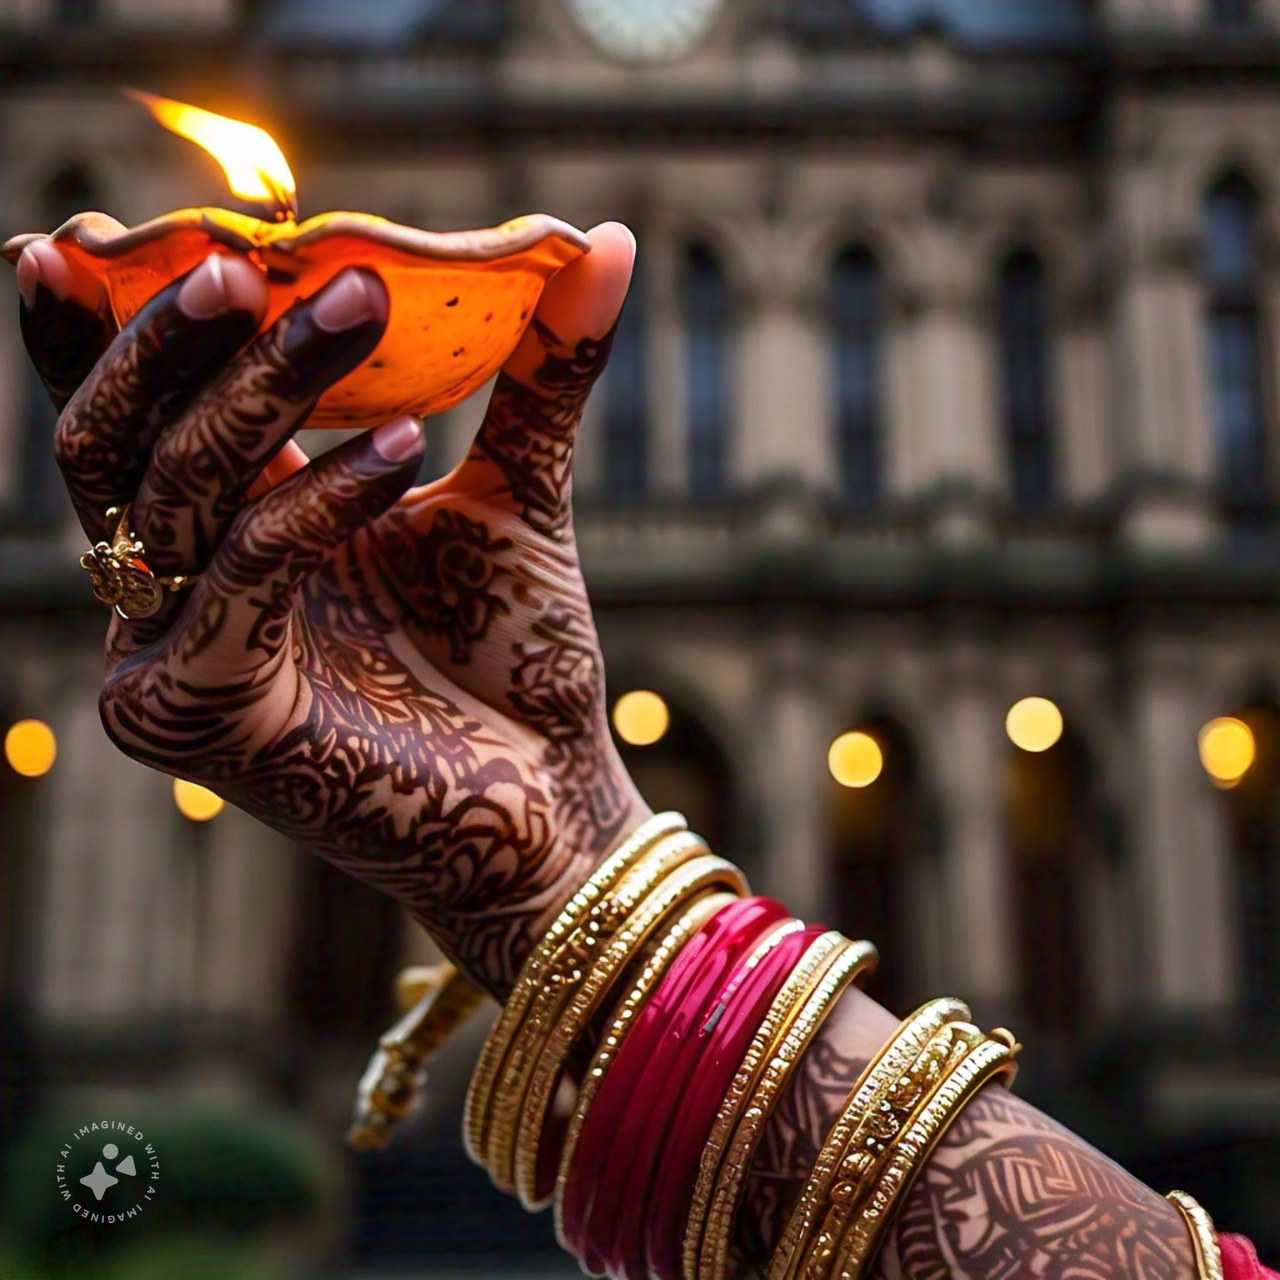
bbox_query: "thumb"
[461,221,636,537]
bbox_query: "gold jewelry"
[511,852,750,1208]
[464,812,688,1169]
[767,997,971,1280]
[692,934,879,1280]
[1167,1190,1225,1280]
[829,1024,1022,1280]
[80,503,195,619]
[484,826,716,1194]
[553,890,740,1249]
[347,963,486,1150]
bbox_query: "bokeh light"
[1198,716,1255,788]
[828,731,883,788]
[174,778,225,822]
[4,719,57,777]
[613,690,670,746]
[1006,697,1063,753]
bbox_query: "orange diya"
[2,92,589,431]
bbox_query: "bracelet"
[482,824,714,1193]
[464,811,688,1169]
[767,997,971,1280]
[558,897,797,1260]
[689,935,878,1280]
[829,1024,1022,1280]
[1167,1190,1225,1280]
[553,891,746,1252]
[613,925,833,1280]
[510,852,750,1208]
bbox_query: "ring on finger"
[79,503,199,620]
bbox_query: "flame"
[128,89,296,219]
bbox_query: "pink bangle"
[633,926,828,1280]
[558,895,791,1265]
[640,926,839,1280]
[602,924,821,1280]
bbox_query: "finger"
[461,221,635,537]
[130,268,389,579]
[247,440,309,499]
[179,415,425,670]
[54,252,269,542]
[17,238,117,411]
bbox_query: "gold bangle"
[831,1026,1022,1280]
[693,935,879,1280]
[512,853,750,1208]
[486,828,717,1193]
[1167,1190,1225,1280]
[464,811,688,1168]
[552,890,742,1250]
[767,997,971,1280]
[794,1016,983,1280]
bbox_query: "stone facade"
[1,0,1277,1255]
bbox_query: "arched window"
[830,717,934,1013]
[1006,723,1097,1035]
[682,241,730,500]
[603,241,649,503]
[997,250,1055,511]
[829,247,884,506]
[1219,703,1280,1017]
[1204,176,1270,514]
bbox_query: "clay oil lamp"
[3,91,589,430]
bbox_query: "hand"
[17,221,651,997]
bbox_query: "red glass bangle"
[601,921,819,1280]
[604,926,814,1280]
[559,896,792,1268]
[635,926,830,1280]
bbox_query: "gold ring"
[79,503,196,620]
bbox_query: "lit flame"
[128,89,297,220]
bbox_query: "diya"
[2,91,589,431]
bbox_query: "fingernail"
[372,415,423,462]
[178,254,230,319]
[313,269,389,333]
[17,240,71,307]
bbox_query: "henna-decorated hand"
[17,222,651,997]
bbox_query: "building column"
[932,663,1016,1021]
[734,266,827,491]
[893,231,1001,541]
[753,638,831,923]
[1110,184,1216,547]
[1130,657,1236,1010]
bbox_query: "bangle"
[688,935,878,1280]
[829,1024,1022,1280]
[1167,1190,1225,1280]
[510,852,750,1208]
[610,925,832,1280]
[557,897,796,1260]
[553,891,742,1253]
[767,997,972,1280]
[484,825,714,1193]
[464,811,688,1169]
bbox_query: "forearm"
[735,985,1196,1280]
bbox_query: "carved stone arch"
[650,205,755,316]
[971,219,1088,326]
[785,214,909,320]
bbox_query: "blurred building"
[1,0,1278,1267]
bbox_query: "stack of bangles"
[461,812,1232,1280]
